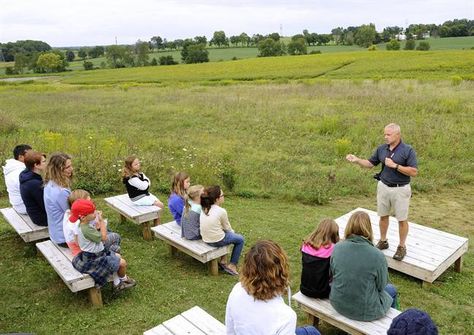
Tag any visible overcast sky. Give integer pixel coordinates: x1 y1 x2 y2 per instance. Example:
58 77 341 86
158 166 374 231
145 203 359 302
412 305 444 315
1 0 472 47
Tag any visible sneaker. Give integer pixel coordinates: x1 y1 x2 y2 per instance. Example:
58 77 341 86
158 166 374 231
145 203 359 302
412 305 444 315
393 246 407 261
376 240 389 250
114 277 137 292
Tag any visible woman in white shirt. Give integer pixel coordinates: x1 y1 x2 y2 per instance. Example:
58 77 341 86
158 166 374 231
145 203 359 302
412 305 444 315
225 240 321 335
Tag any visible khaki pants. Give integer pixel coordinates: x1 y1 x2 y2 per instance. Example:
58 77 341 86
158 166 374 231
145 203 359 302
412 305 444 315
377 181 411 221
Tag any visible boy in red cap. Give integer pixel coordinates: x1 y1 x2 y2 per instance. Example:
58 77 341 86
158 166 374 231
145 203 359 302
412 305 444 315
71 199 136 292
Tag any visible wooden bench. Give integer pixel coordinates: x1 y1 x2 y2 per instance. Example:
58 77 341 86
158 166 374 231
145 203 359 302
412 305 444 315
152 221 229 276
36 240 104 307
335 208 469 286
293 291 400 335
144 305 225 335
104 194 162 241
0 207 49 242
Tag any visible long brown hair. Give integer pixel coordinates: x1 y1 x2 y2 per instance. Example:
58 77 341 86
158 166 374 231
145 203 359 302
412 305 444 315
200 185 221 215
304 218 340 249
171 171 189 197
183 185 204 218
122 155 138 178
44 153 72 188
344 211 374 242
240 240 290 301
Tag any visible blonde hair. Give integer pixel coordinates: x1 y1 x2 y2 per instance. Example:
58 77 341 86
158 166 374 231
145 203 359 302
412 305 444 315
68 189 91 207
171 171 189 197
122 155 138 178
240 240 290 301
304 218 340 249
344 211 374 242
183 184 204 218
44 153 72 188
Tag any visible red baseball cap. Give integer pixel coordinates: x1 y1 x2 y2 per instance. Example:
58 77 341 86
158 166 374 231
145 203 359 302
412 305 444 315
69 199 96 222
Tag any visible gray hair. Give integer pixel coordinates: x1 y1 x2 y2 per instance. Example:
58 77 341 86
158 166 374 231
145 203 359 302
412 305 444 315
385 123 401 134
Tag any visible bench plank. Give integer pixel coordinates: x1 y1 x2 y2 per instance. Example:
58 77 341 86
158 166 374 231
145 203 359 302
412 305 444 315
144 325 174 335
0 207 49 242
293 291 400 335
182 306 226 335
335 208 469 283
104 194 161 224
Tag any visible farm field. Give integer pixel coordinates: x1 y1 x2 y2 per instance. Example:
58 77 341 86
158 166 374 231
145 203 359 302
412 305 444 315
0 49 473 334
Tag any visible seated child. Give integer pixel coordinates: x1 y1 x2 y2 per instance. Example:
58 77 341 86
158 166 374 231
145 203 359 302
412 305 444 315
300 218 340 298
122 156 164 209
181 185 204 240
71 199 135 291
63 189 121 256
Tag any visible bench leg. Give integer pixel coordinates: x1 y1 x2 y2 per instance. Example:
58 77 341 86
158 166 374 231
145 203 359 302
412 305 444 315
142 222 153 241
306 313 319 327
153 217 161 226
169 245 178 257
454 256 463 273
88 287 103 307
208 259 219 276
120 214 126 224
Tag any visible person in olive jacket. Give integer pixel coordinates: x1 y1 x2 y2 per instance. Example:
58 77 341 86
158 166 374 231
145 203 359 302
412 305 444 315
19 151 48 226
330 211 398 321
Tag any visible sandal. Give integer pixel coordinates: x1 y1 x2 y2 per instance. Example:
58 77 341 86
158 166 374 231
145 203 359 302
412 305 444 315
222 264 239 276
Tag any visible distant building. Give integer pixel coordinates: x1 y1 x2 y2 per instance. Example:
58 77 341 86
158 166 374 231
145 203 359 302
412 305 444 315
396 33 406 41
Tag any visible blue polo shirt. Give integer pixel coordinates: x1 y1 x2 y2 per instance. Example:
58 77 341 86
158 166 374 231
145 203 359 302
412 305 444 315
368 141 417 185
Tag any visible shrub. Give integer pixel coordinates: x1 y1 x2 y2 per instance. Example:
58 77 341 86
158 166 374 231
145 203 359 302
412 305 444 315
159 55 178 65
5 67 19 75
416 41 431 51
257 38 286 57
0 113 19 134
83 61 94 70
386 39 401 50
150 58 158 66
309 50 322 54
404 39 416 50
451 75 462 86
287 38 307 55
367 44 377 51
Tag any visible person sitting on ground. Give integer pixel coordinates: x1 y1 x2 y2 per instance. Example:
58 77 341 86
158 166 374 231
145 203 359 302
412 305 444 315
226 240 321 335
200 185 244 276
43 153 73 247
3 144 32 214
300 218 340 299
181 184 204 240
71 199 136 292
19 151 47 226
330 210 398 321
388 308 438 335
122 155 164 209
63 189 121 256
168 171 190 226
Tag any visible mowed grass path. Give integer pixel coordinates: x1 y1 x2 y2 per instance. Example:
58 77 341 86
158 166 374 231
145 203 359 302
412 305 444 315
61 50 474 84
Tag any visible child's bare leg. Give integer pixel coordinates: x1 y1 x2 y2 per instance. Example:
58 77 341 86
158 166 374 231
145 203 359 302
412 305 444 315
154 200 164 209
118 258 127 277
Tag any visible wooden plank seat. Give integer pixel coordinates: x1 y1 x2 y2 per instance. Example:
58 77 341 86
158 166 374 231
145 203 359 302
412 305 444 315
152 221 229 276
144 305 225 335
36 240 104 307
104 194 162 241
335 207 469 285
0 207 49 242
293 291 400 335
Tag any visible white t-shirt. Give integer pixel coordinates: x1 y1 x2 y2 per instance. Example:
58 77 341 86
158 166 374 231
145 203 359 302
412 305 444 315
62 209 80 243
225 283 297 335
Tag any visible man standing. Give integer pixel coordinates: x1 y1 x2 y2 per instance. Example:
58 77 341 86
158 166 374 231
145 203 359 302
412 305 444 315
3 144 32 214
346 123 418 261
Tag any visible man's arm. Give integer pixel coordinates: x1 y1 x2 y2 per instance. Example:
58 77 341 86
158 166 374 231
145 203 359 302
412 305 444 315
384 158 418 177
346 154 375 169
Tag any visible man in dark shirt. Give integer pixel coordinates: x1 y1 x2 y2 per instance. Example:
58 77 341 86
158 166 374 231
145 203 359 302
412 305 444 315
346 123 418 261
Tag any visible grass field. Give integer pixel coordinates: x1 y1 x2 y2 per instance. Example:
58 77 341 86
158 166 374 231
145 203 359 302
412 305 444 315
0 49 473 334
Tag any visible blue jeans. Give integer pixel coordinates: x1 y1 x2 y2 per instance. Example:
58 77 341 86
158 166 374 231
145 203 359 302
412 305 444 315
207 231 244 265
385 283 398 309
296 326 321 335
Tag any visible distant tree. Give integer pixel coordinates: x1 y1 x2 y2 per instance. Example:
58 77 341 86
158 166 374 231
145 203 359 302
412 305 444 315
13 53 30 73
105 45 134 68
0 40 51 62
239 33 250 46
257 38 286 57
267 32 280 41
182 43 209 63
194 36 207 45
135 40 150 66
354 24 377 47
210 31 228 47
251 34 265 46
83 61 94 70
381 26 403 42
66 50 75 62
229 35 240 47
416 41 431 51
36 52 63 72
150 57 158 66
88 46 105 58
151 36 163 50
331 27 344 45
174 39 184 49
404 39 416 50
316 34 331 45
78 47 88 60
386 39 401 50
291 34 305 41
159 55 178 65
287 38 307 55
